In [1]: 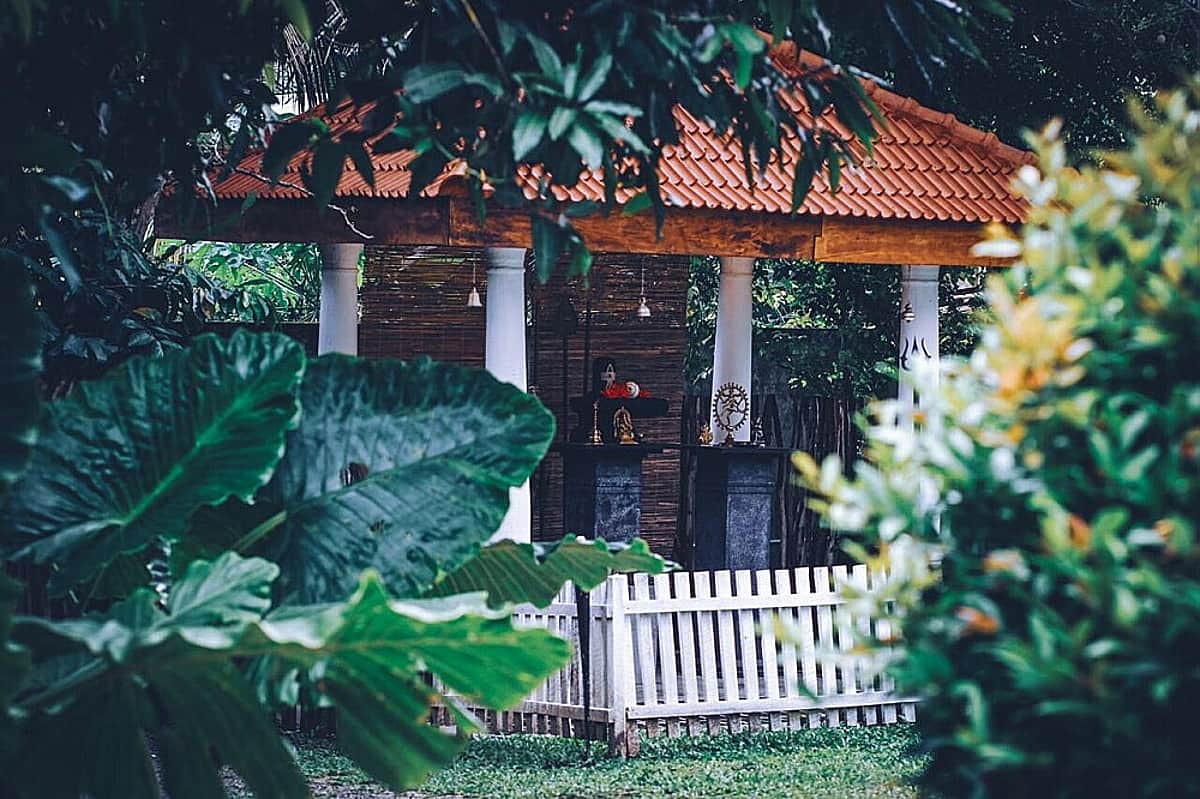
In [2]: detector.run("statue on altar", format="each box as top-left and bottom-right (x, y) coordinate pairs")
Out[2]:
(613, 406), (637, 445)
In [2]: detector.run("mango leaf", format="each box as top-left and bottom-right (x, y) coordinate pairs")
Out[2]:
(426, 535), (670, 608)
(247, 356), (555, 603)
(304, 138), (345, 210)
(401, 63), (469, 103)
(531, 214), (568, 282)
(621, 191), (653, 216)
(567, 121), (604, 168)
(0, 252), (41, 501)
(588, 110), (649, 154)
(4, 330), (305, 594)
(9, 554), (569, 798)
(548, 106), (578, 141)
(790, 141), (817, 213)
(767, 0), (794, 42)
(512, 111), (548, 162)
(576, 51), (612, 103)
(262, 118), (325, 181)
(526, 33), (563, 78)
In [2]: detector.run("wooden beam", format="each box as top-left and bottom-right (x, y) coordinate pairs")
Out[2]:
(155, 197), (451, 245)
(448, 203), (820, 259)
(157, 195), (1012, 267)
(812, 217), (1010, 267)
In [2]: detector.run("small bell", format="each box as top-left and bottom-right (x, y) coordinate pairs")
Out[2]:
(635, 264), (651, 318)
(467, 262), (483, 307)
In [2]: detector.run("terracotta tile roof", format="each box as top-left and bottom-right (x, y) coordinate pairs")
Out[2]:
(210, 43), (1032, 225)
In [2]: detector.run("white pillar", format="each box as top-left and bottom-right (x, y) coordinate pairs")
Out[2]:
(485, 247), (531, 543)
(317, 243), (363, 355)
(710, 256), (755, 442)
(898, 265), (940, 418)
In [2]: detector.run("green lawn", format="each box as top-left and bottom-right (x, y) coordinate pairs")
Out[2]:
(263, 725), (925, 798)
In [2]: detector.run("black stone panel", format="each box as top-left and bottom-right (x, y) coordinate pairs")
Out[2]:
(562, 445), (658, 543)
(692, 447), (784, 571)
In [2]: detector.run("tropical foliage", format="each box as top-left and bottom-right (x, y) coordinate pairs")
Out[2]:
(1, 1), (1004, 275)
(844, 0), (1200, 158)
(427, 536), (667, 608)
(251, 0), (1007, 275)
(796, 82), (1200, 797)
(0, 5), (995, 795)
(179, 241), (328, 323)
(19, 213), (270, 396)
(0, 320), (665, 798)
(686, 257), (987, 398)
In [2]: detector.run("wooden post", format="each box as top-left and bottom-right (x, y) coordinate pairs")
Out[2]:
(607, 574), (639, 756)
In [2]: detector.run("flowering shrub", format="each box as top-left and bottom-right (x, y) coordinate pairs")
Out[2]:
(795, 81), (1200, 798)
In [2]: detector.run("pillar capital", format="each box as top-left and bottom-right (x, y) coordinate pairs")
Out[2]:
(485, 246), (527, 272)
(718, 255), (755, 277)
(900, 264), (940, 283)
(318, 242), (363, 272)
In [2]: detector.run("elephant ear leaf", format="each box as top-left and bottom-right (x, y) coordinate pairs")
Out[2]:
(254, 356), (555, 604)
(10, 555), (568, 797)
(0, 255), (39, 756)
(425, 535), (670, 607)
(10, 554), (308, 799)
(0, 252), (42, 502)
(4, 330), (305, 594)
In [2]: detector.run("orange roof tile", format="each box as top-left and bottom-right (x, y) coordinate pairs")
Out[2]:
(210, 43), (1032, 225)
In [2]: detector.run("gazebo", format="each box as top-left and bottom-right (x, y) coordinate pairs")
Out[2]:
(159, 42), (1030, 564)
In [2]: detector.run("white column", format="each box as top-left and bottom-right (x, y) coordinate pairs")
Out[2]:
(898, 264), (940, 418)
(317, 243), (364, 355)
(485, 247), (531, 543)
(710, 256), (755, 442)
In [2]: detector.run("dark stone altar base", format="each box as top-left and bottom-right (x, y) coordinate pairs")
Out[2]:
(561, 444), (663, 543)
(687, 445), (793, 571)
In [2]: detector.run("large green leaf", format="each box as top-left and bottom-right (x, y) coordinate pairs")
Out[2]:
(0, 252), (42, 500)
(4, 330), (304, 593)
(0, 255), (38, 759)
(0, 573), (30, 760)
(248, 355), (555, 603)
(9, 553), (569, 798)
(427, 535), (671, 608)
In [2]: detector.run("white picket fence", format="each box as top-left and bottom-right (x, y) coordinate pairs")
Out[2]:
(446, 565), (915, 755)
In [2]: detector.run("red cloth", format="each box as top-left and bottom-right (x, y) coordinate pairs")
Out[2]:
(600, 382), (651, 399)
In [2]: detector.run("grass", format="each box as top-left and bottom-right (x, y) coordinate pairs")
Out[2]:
(269, 725), (925, 798)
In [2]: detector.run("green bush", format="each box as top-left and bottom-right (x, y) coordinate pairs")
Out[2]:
(796, 81), (1200, 797)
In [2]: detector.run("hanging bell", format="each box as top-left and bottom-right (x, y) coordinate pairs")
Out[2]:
(636, 263), (651, 318)
(467, 285), (483, 308)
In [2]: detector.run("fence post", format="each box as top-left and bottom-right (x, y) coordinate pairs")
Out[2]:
(607, 573), (639, 757)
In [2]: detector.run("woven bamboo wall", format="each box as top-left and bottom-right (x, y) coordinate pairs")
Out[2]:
(361, 246), (689, 560)
(360, 246), (489, 366)
(531, 253), (689, 557)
